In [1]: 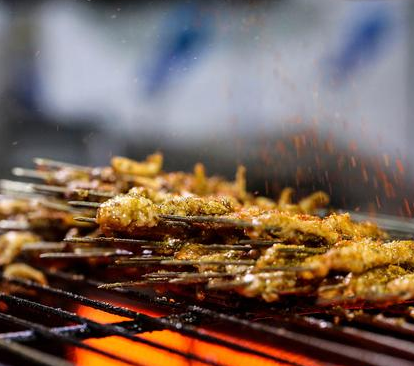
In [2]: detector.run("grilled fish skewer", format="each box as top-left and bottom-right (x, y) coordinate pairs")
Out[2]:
(73, 185), (381, 244)
(302, 239), (414, 279)
(0, 180), (114, 201)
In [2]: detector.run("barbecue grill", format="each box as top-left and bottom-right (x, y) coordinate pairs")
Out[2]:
(2, 238), (414, 366)
(0, 1), (411, 365)
(1, 159), (414, 366)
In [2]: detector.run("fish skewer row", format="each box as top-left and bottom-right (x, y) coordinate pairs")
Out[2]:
(205, 238), (414, 303)
(12, 152), (331, 214)
(63, 187), (392, 302)
(8, 153), (414, 307)
(0, 192), (393, 306)
(90, 187), (384, 246)
(5, 201), (414, 307)
(124, 235), (414, 303)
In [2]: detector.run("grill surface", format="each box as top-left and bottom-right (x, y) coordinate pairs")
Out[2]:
(1, 266), (414, 366)
(0, 205), (414, 366)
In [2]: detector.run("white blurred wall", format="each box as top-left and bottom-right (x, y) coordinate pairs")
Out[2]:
(31, 0), (409, 157)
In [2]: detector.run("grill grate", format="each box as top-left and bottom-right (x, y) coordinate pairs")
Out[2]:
(1, 270), (414, 366)
(1, 168), (414, 366)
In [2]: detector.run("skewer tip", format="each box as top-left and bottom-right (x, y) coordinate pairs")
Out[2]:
(73, 216), (98, 224)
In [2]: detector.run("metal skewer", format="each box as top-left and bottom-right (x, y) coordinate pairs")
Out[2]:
(68, 201), (100, 209)
(74, 216), (98, 224)
(33, 158), (93, 172)
(12, 168), (51, 180)
(40, 249), (133, 259)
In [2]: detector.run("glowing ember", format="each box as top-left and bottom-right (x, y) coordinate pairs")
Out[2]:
(71, 302), (325, 366)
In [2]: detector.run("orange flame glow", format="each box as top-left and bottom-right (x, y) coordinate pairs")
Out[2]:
(72, 302), (325, 366)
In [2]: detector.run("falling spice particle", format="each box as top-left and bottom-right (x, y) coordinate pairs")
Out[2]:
(348, 140), (358, 152)
(361, 167), (369, 183)
(396, 158), (405, 175)
(382, 154), (390, 167)
(375, 196), (381, 209)
(404, 198), (412, 217)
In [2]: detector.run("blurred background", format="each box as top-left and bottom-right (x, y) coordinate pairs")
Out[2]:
(0, 0), (412, 215)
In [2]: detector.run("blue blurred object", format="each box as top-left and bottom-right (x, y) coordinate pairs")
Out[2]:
(327, 4), (397, 84)
(12, 59), (40, 111)
(144, 3), (212, 96)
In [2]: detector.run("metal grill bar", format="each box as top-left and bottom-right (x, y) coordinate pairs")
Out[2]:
(0, 339), (74, 366)
(0, 311), (146, 366)
(43, 268), (414, 366)
(0, 321), (138, 342)
(0, 292), (227, 366)
(299, 315), (414, 360)
(187, 306), (414, 366)
(348, 312), (414, 337)
(4, 277), (305, 366)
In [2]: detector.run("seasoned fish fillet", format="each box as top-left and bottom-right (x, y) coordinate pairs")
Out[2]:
(111, 153), (163, 177)
(236, 271), (298, 302)
(318, 265), (408, 300)
(3, 263), (47, 285)
(232, 210), (385, 245)
(0, 231), (40, 265)
(303, 239), (414, 279)
(97, 189), (236, 236)
(0, 198), (35, 219)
